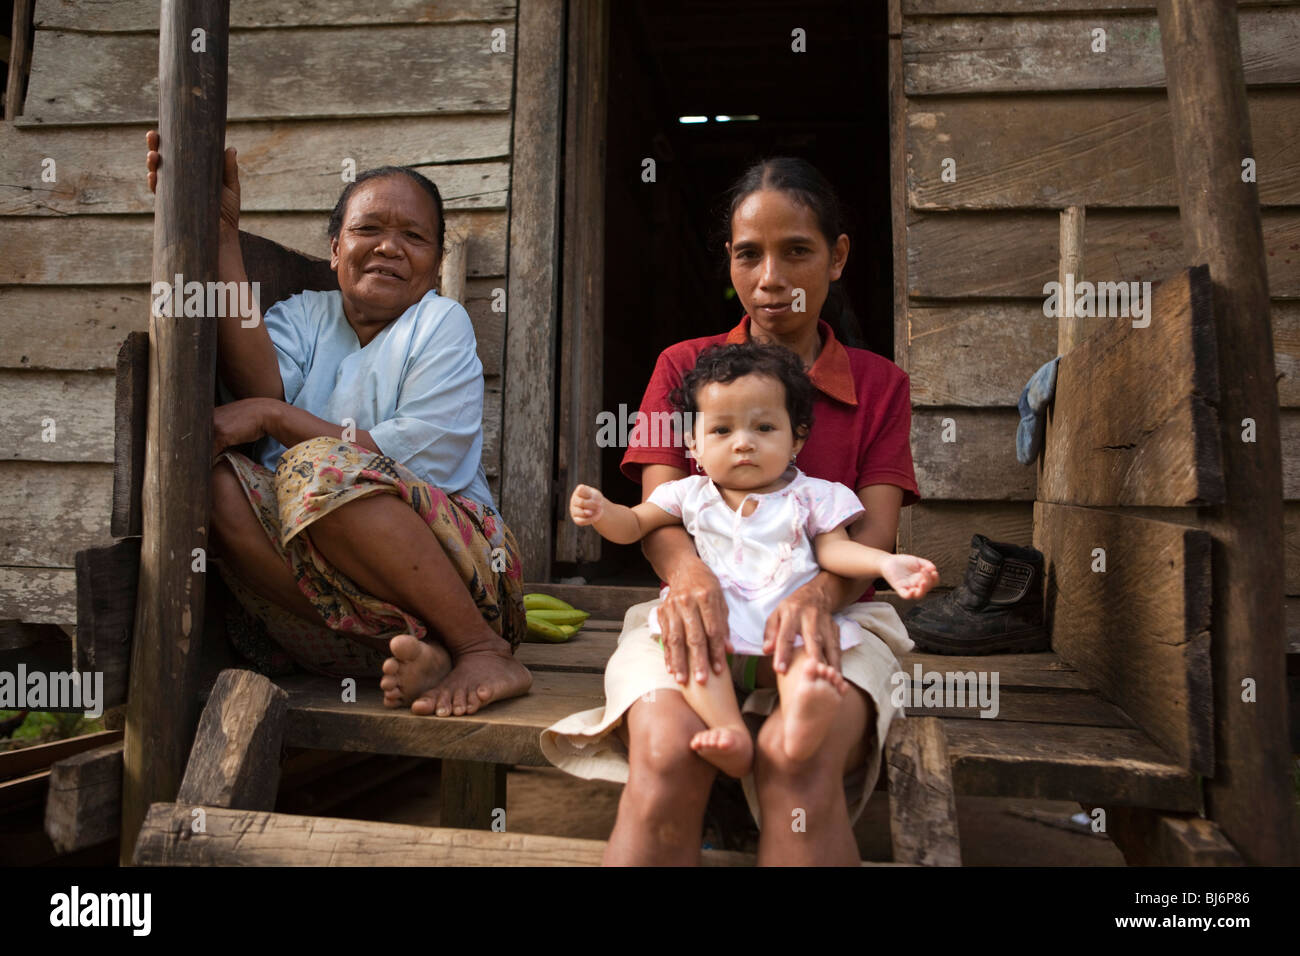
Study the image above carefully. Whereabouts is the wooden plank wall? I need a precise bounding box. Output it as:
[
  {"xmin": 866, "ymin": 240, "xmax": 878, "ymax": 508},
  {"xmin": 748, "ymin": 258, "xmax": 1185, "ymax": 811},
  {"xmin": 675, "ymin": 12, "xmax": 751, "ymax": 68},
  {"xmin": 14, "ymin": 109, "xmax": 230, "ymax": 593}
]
[
  {"xmin": 891, "ymin": 0, "xmax": 1300, "ymax": 599},
  {"xmin": 0, "ymin": 0, "xmax": 518, "ymax": 625}
]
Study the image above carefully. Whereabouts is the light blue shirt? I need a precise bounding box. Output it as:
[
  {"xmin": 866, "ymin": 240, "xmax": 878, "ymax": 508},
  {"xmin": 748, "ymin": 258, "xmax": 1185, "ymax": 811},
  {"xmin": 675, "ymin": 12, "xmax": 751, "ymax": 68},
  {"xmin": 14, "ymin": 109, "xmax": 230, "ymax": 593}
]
[{"xmin": 254, "ymin": 288, "xmax": 495, "ymax": 509}]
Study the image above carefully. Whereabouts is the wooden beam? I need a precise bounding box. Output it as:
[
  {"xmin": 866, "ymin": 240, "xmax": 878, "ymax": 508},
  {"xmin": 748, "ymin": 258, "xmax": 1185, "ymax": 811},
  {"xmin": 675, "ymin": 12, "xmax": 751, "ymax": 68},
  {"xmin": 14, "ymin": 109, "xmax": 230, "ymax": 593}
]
[
  {"xmin": 1034, "ymin": 502, "xmax": 1214, "ymax": 774},
  {"xmin": 176, "ymin": 669, "xmax": 287, "ymax": 811},
  {"xmin": 4, "ymin": 0, "xmax": 32, "ymax": 121},
  {"xmin": 0, "ymin": 730, "xmax": 121, "ymax": 781},
  {"xmin": 501, "ymin": 0, "xmax": 564, "ymax": 580},
  {"xmin": 1040, "ymin": 267, "xmax": 1225, "ymax": 507},
  {"xmin": 1158, "ymin": 0, "xmax": 1300, "ymax": 864},
  {"xmin": 439, "ymin": 231, "xmax": 468, "ymax": 305},
  {"xmin": 44, "ymin": 740, "xmax": 124, "ymax": 854},
  {"xmin": 111, "ymin": 332, "xmax": 148, "ymax": 538},
  {"xmin": 133, "ymin": 803, "xmax": 760, "ymax": 866},
  {"xmin": 1097, "ymin": 806, "xmax": 1245, "ymax": 865},
  {"xmin": 440, "ymin": 759, "xmax": 506, "ymax": 830},
  {"xmin": 885, "ymin": 718, "xmax": 961, "ymax": 866},
  {"xmin": 1057, "ymin": 206, "xmax": 1086, "ymax": 353},
  {"xmin": 236, "ymin": 230, "xmax": 337, "ymax": 313},
  {"xmin": 554, "ymin": 0, "xmax": 609, "ymax": 565},
  {"xmin": 120, "ymin": 0, "xmax": 230, "ymax": 866},
  {"xmin": 75, "ymin": 538, "xmax": 141, "ymax": 711}
]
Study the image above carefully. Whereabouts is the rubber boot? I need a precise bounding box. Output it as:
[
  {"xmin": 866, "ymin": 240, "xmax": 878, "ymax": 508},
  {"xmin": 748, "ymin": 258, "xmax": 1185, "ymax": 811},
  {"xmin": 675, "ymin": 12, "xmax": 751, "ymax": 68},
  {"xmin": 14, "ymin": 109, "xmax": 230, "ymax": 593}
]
[{"xmin": 902, "ymin": 534, "xmax": 1048, "ymax": 654}]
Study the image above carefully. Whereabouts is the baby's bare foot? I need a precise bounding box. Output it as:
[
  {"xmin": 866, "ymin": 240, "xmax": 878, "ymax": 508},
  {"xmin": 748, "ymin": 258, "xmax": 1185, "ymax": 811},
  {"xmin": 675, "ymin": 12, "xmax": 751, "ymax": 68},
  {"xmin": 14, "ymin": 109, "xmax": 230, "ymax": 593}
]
[
  {"xmin": 690, "ymin": 726, "xmax": 754, "ymax": 779},
  {"xmin": 783, "ymin": 658, "xmax": 849, "ymax": 761},
  {"xmin": 381, "ymin": 634, "xmax": 452, "ymax": 710}
]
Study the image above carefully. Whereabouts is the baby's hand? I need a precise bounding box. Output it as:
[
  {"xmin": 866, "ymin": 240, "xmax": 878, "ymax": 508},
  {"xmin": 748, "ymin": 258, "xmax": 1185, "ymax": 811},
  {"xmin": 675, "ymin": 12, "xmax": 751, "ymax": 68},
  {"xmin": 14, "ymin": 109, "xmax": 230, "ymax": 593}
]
[
  {"xmin": 570, "ymin": 484, "xmax": 606, "ymax": 525},
  {"xmin": 881, "ymin": 553, "xmax": 939, "ymax": 600}
]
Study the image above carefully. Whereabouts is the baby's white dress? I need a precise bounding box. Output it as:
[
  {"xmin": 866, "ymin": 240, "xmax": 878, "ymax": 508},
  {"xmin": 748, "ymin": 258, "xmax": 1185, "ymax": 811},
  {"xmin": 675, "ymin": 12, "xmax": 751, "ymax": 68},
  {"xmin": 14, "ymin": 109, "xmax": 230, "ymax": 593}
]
[{"xmin": 646, "ymin": 467, "xmax": 869, "ymax": 656}]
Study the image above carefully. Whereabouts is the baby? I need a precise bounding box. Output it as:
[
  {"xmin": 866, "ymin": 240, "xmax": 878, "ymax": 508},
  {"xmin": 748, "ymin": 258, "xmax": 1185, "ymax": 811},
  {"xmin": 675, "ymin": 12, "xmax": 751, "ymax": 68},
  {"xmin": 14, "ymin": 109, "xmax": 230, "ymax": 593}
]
[{"xmin": 570, "ymin": 343, "xmax": 938, "ymax": 778}]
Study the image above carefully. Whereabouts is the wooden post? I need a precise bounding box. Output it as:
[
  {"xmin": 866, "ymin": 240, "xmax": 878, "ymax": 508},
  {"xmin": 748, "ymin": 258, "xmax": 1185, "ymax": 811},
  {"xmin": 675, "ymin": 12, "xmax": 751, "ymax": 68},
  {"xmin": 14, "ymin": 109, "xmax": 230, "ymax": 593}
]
[
  {"xmin": 120, "ymin": 0, "xmax": 230, "ymax": 865},
  {"xmin": 554, "ymin": 0, "xmax": 608, "ymax": 565},
  {"xmin": 1057, "ymin": 206, "xmax": 1086, "ymax": 353},
  {"xmin": 501, "ymin": 0, "xmax": 564, "ymax": 581},
  {"xmin": 1157, "ymin": 0, "xmax": 1299, "ymax": 864},
  {"xmin": 440, "ymin": 231, "xmax": 468, "ymax": 305},
  {"xmin": 4, "ymin": 0, "xmax": 33, "ymax": 121}
]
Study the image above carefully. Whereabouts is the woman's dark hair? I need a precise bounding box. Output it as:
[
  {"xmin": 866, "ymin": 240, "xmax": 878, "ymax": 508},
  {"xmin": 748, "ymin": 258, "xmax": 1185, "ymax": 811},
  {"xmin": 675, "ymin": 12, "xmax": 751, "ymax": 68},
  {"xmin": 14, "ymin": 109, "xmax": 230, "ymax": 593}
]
[
  {"xmin": 669, "ymin": 343, "xmax": 816, "ymax": 441},
  {"xmin": 714, "ymin": 156, "xmax": 856, "ymax": 339},
  {"xmin": 327, "ymin": 166, "xmax": 446, "ymax": 255}
]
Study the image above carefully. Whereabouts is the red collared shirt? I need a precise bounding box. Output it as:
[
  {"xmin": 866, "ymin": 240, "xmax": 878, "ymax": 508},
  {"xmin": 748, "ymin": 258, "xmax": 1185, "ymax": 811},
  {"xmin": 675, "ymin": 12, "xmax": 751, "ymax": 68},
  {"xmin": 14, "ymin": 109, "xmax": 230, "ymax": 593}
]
[{"xmin": 620, "ymin": 315, "xmax": 921, "ymax": 601}]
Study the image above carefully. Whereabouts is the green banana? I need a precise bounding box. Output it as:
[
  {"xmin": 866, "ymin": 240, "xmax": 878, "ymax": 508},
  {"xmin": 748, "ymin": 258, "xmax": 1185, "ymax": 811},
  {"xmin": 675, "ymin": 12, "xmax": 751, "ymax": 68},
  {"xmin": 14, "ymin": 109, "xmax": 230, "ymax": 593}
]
[
  {"xmin": 525, "ymin": 616, "xmax": 574, "ymax": 643},
  {"xmin": 524, "ymin": 593, "xmax": 576, "ymax": 612},
  {"xmin": 527, "ymin": 608, "xmax": 590, "ymax": 625}
]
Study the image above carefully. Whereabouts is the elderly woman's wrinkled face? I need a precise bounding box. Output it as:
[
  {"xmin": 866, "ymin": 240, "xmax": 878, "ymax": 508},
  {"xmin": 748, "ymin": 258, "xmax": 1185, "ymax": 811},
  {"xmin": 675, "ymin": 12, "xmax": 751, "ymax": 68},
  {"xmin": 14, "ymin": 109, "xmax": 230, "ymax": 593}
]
[{"xmin": 330, "ymin": 175, "xmax": 442, "ymax": 335}]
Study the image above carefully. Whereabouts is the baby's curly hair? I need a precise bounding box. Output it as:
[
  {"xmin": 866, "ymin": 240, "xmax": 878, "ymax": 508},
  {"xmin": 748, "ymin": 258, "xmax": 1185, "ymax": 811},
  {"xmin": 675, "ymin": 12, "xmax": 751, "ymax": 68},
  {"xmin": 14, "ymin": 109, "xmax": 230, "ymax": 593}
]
[{"xmin": 669, "ymin": 343, "xmax": 816, "ymax": 441}]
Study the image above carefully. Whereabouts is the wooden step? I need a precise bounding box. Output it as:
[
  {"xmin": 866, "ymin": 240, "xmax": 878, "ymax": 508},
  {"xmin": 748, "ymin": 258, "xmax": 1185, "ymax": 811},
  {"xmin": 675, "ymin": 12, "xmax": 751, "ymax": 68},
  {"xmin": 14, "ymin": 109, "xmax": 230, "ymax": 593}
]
[{"xmin": 132, "ymin": 803, "xmax": 763, "ymax": 866}]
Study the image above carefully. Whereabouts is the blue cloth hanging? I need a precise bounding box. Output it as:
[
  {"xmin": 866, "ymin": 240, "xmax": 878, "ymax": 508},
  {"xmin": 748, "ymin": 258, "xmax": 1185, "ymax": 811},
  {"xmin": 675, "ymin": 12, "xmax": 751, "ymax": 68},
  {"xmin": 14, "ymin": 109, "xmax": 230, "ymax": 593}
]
[{"xmin": 1016, "ymin": 356, "xmax": 1061, "ymax": 465}]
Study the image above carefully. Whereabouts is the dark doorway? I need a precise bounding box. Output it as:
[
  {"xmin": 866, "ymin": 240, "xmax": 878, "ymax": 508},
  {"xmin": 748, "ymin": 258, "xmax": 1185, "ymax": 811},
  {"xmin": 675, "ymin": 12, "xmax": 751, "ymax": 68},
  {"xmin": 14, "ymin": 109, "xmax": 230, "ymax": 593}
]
[{"xmin": 565, "ymin": 0, "xmax": 892, "ymax": 583}]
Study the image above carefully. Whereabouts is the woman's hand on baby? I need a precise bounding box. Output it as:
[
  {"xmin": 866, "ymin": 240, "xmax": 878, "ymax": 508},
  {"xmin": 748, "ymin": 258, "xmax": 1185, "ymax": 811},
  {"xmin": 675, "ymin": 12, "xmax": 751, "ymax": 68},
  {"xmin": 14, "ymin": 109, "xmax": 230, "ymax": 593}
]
[
  {"xmin": 880, "ymin": 553, "xmax": 940, "ymax": 601},
  {"xmin": 764, "ymin": 576, "xmax": 841, "ymax": 674},
  {"xmin": 659, "ymin": 559, "xmax": 731, "ymax": 684},
  {"xmin": 569, "ymin": 484, "xmax": 606, "ymax": 525}
]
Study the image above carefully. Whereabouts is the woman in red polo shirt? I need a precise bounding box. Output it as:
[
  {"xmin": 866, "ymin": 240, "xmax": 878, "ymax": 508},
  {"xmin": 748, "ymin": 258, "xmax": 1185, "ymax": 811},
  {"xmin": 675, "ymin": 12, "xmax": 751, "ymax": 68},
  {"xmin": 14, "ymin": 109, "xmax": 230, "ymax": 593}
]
[{"xmin": 542, "ymin": 157, "xmax": 921, "ymax": 865}]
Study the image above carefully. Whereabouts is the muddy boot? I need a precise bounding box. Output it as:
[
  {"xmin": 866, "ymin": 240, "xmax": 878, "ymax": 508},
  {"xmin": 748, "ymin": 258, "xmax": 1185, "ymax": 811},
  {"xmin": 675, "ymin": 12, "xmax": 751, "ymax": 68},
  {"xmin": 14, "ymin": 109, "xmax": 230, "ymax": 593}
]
[{"xmin": 902, "ymin": 534, "xmax": 1048, "ymax": 654}]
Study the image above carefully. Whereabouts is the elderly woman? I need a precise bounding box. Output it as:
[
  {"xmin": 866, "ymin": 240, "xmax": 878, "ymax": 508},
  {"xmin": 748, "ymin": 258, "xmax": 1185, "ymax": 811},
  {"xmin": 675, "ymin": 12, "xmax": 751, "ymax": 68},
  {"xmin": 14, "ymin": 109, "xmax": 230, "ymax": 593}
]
[{"xmin": 145, "ymin": 131, "xmax": 531, "ymax": 717}]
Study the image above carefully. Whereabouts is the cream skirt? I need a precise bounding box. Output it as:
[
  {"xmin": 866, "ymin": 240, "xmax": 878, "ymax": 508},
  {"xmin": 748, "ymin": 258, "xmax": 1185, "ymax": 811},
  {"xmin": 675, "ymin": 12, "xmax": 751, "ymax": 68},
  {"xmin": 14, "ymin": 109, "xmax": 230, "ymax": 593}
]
[{"xmin": 539, "ymin": 598, "xmax": 914, "ymax": 827}]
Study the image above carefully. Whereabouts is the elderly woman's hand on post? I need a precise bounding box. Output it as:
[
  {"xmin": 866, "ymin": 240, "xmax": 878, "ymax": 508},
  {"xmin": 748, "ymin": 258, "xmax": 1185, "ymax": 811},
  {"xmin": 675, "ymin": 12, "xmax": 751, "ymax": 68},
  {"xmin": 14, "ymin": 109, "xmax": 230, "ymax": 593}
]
[{"xmin": 146, "ymin": 129, "xmax": 244, "ymax": 280}]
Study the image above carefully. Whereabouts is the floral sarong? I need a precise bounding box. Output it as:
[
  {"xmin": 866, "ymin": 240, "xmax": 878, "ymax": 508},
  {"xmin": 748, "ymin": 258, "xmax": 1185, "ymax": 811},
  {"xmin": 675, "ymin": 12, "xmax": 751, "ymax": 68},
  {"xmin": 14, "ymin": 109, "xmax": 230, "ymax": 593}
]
[{"xmin": 216, "ymin": 436, "xmax": 526, "ymax": 678}]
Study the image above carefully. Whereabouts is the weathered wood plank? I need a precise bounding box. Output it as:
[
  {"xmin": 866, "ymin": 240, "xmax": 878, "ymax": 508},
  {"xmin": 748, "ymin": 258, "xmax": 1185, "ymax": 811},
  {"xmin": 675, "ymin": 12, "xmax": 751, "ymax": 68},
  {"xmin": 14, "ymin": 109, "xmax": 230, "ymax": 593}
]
[
  {"xmin": 0, "ymin": 730, "xmax": 120, "ymax": 780},
  {"xmin": 906, "ymin": 300, "xmax": 1300, "ymax": 408},
  {"xmin": 280, "ymin": 670, "xmax": 604, "ymax": 766},
  {"xmin": 943, "ymin": 718, "xmax": 1201, "ymax": 810},
  {"xmin": 238, "ymin": 230, "xmax": 337, "ymax": 314},
  {"xmin": 1101, "ymin": 806, "xmax": 1244, "ymax": 865},
  {"xmin": 886, "ymin": 717, "xmax": 960, "ymax": 865},
  {"xmin": 133, "ymin": 803, "xmax": 759, "ymax": 867},
  {"xmin": 177, "ymin": 669, "xmax": 287, "ymax": 811},
  {"xmin": 43, "ymin": 739, "xmax": 123, "ymax": 854},
  {"xmin": 0, "ymin": 210, "xmax": 507, "ymax": 284},
  {"xmin": 907, "ymin": 209, "xmax": 1300, "ymax": 299},
  {"xmin": 906, "ymin": 501, "xmax": 1036, "ymax": 589},
  {"xmin": 0, "ymin": 372, "xmax": 114, "ymax": 462},
  {"xmin": 111, "ymin": 331, "xmax": 147, "ymax": 537},
  {"xmin": 74, "ymin": 538, "xmax": 140, "ymax": 712},
  {"xmin": 0, "ymin": 462, "xmax": 112, "ymax": 565},
  {"xmin": 0, "ymin": 286, "xmax": 148, "ymax": 371},
  {"xmin": 0, "ymin": 117, "xmax": 510, "ymax": 215},
  {"xmin": 1040, "ymin": 267, "xmax": 1224, "ymax": 507},
  {"xmin": 912, "ymin": 407, "xmax": 1035, "ymax": 500},
  {"xmin": 908, "ymin": 91, "xmax": 1300, "ymax": 209},
  {"xmin": 501, "ymin": 0, "xmax": 564, "ymax": 580},
  {"xmin": 902, "ymin": 9, "xmax": 1300, "ymax": 95},
  {"xmin": 440, "ymin": 759, "xmax": 506, "ymax": 831},
  {"xmin": 0, "ymin": 279, "xmax": 508, "ymax": 373},
  {"xmin": 0, "ymin": 567, "xmax": 75, "ymax": 624},
  {"xmin": 1034, "ymin": 502, "xmax": 1213, "ymax": 775},
  {"xmin": 34, "ymin": 0, "xmax": 516, "ymax": 31},
  {"xmin": 21, "ymin": 24, "xmax": 515, "ymax": 126}
]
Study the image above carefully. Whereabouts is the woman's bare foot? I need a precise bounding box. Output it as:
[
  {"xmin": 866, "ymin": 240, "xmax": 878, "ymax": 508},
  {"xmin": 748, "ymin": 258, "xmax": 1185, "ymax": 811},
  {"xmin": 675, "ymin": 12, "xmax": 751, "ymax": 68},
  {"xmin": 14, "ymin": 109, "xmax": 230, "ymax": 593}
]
[
  {"xmin": 690, "ymin": 726, "xmax": 754, "ymax": 778},
  {"xmin": 381, "ymin": 634, "xmax": 453, "ymax": 710},
  {"xmin": 415, "ymin": 644, "xmax": 533, "ymax": 717},
  {"xmin": 782, "ymin": 657, "xmax": 849, "ymax": 761}
]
